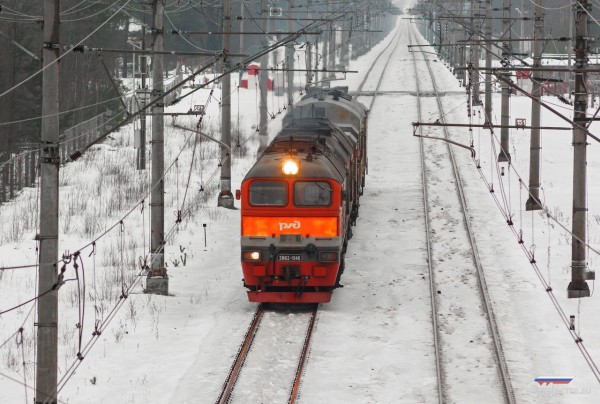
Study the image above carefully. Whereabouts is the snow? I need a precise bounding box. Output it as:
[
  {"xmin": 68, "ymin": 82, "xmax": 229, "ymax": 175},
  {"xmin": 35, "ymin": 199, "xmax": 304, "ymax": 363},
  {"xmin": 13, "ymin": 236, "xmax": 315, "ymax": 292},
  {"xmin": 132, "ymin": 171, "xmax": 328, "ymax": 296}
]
[{"xmin": 1, "ymin": 11, "xmax": 600, "ymax": 404}]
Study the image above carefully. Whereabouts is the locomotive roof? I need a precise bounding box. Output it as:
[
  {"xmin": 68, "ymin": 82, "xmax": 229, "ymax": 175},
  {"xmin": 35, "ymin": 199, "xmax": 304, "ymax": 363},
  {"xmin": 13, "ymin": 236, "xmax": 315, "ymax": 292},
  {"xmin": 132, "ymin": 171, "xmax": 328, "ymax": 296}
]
[
  {"xmin": 283, "ymin": 91, "xmax": 368, "ymax": 138},
  {"xmin": 277, "ymin": 118, "xmax": 354, "ymax": 162},
  {"xmin": 243, "ymin": 152, "xmax": 344, "ymax": 182},
  {"xmin": 296, "ymin": 88, "xmax": 368, "ymax": 118},
  {"xmin": 243, "ymin": 118, "xmax": 353, "ymax": 182}
]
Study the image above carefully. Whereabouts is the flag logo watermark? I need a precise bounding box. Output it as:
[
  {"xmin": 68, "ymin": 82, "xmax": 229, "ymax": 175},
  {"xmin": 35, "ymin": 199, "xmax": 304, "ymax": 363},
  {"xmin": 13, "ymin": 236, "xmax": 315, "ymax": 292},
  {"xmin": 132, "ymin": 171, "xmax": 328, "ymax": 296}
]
[
  {"xmin": 528, "ymin": 376, "xmax": 592, "ymax": 398},
  {"xmin": 534, "ymin": 377, "xmax": 573, "ymax": 385}
]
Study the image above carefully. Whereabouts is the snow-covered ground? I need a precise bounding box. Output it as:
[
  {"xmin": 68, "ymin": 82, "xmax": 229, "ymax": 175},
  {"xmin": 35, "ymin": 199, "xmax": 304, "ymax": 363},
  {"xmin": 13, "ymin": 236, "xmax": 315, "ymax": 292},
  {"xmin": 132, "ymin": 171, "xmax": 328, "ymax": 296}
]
[{"xmin": 1, "ymin": 12, "xmax": 600, "ymax": 404}]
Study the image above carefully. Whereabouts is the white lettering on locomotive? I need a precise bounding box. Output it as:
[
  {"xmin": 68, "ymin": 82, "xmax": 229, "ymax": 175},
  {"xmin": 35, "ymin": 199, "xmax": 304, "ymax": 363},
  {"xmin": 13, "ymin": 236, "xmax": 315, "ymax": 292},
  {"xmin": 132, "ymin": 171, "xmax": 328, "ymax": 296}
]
[{"xmin": 279, "ymin": 220, "xmax": 301, "ymax": 231}]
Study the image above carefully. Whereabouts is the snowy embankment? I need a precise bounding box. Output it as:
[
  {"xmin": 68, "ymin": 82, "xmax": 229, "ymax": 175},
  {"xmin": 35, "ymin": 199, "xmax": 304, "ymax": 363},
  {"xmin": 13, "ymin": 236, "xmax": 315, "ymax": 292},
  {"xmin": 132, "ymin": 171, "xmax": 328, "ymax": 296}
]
[{"xmin": 2, "ymin": 14, "xmax": 600, "ymax": 404}]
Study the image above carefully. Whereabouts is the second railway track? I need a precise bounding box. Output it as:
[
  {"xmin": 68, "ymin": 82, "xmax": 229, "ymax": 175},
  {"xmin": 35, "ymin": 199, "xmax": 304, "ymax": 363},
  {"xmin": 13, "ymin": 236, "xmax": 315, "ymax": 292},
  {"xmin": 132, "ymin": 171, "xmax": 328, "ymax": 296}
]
[
  {"xmin": 215, "ymin": 18, "xmax": 516, "ymax": 404},
  {"xmin": 410, "ymin": 24, "xmax": 516, "ymax": 404}
]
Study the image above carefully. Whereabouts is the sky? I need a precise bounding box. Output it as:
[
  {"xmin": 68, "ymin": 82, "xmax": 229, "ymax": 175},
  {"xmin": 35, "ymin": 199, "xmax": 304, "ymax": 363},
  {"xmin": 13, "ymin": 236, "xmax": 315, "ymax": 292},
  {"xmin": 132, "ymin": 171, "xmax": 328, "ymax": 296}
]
[{"xmin": 1, "ymin": 11, "xmax": 600, "ymax": 404}]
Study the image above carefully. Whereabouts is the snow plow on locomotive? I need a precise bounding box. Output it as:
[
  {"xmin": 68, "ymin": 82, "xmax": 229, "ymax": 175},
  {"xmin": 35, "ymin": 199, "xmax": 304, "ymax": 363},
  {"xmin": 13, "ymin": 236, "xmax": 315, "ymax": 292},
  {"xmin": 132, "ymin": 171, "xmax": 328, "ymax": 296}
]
[{"xmin": 237, "ymin": 88, "xmax": 368, "ymax": 303}]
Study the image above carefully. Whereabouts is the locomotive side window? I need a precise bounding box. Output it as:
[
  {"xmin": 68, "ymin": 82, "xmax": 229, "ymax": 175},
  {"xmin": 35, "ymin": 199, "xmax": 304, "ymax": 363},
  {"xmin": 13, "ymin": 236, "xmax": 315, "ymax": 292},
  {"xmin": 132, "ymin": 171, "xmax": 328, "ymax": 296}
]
[
  {"xmin": 294, "ymin": 181, "xmax": 332, "ymax": 206},
  {"xmin": 249, "ymin": 181, "xmax": 287, "ymax": 206}
]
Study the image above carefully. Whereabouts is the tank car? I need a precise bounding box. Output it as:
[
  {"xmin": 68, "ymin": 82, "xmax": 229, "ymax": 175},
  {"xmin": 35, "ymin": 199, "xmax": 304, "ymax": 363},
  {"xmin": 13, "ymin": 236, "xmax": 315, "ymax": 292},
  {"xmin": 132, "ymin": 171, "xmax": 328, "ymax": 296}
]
[{"xmin": 237, "ymin": 88, "xmax": 368, "ymax": 303}]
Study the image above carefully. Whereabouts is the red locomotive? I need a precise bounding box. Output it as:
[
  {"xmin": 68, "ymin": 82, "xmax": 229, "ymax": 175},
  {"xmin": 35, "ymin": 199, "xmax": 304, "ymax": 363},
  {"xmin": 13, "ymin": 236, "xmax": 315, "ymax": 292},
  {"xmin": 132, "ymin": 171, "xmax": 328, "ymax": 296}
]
[{"xmin": 237, "ymin": 88, "xmax": 368, "ymax": 303}]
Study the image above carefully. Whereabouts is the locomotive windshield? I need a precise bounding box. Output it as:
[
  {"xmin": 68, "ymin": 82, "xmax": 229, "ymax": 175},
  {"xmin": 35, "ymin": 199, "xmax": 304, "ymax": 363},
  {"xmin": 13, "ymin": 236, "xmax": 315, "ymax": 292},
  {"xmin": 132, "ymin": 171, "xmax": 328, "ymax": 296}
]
[
  {"xmin": 294, "ymin": 181, "xmax": 332, "ymax": 206},
  {"xmin": 249, "ymin": 180, "xmax": 287, "ymax": 206}
]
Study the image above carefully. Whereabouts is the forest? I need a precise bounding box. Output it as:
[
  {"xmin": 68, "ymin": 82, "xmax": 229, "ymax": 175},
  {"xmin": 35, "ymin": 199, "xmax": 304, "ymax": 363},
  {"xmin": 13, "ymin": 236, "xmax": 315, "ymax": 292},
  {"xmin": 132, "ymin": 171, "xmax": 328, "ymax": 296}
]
[
  {"xmin": 0, "ymin": 0, "xmax": 269, "ymax": 159},
  {"xmin": 2, "ymin": 0, "xmax": 596, "ymax": 161}
]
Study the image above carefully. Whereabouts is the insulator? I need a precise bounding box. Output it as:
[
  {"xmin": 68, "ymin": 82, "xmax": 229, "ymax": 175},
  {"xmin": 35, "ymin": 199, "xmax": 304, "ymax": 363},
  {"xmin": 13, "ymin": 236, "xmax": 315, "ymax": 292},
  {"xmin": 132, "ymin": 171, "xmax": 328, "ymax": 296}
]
[{"xmin": 570, "ymin": 315, "xmax": 576, "ymax": 331}]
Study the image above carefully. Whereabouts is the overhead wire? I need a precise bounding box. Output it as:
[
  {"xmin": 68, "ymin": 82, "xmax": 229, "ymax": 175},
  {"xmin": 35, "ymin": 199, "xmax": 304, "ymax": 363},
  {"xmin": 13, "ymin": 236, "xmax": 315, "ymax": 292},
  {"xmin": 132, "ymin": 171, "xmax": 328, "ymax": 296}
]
[
  {"xmin": 164, "ymin": 9, "xmax": 217, "ymax": 52},
  {"xmin": 61, "ymin": 1, "xmax": 121, "ymax": 23},
  {"xmin": 437, "ymin": 2, "xmax": 577, "ymax": 113},
  {"xmin": 61, "ymin": 0, "xmax": 97, "ymax": 15},
  {"xmin": 8, "ymin": 78, "xmax": 215, "ymax": 399},
  {"xmin": 0, "ymin": 4, "xmax": 39, "ymax": 19},
  {"xmin": 422, "ymin": 16, "xmax": 600, "ymax": 381},
  {"xmin": 1, "ymin": 84, "xmax": 209, "ymax": 319},
  {"xmin": 50, "ymin": 93, "xmax": 222, "ymax": 398},
  {"xmin": 60, "ymin": 0, "xmax": 104, "ymax": 18},
  {"xmin": 471, "ymin": 148, "xmax": 600, "ymax": 381},
  {"xmin": 527, "ymin": 0, "xmax": 575, "ymax": 10},
  {"xmin": 0, "ymin": 0, "xmax": 134, "ymax": 100},
  {"xmin": 3, "ymin": 3, "xmax": 362, "ymax": 398}
]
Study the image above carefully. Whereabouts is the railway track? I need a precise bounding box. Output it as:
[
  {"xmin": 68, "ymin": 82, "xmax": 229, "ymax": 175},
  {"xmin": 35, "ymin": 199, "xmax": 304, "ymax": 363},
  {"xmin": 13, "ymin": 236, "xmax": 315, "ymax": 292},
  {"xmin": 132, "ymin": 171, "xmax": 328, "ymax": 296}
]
[
  {"xmin": 214, "ymin": 24, "xmax": 407, "ymax": 404},
  {"xmin": 409, "ymin": 25, "xmax": 516, "ymax": 403},
  {"xmin": 215, "ymin": 303, "xmax": 318, "ymax": 404},
  {"xmin": 356, "ymin": 21, "xmax": 405, "ymax": 99}
]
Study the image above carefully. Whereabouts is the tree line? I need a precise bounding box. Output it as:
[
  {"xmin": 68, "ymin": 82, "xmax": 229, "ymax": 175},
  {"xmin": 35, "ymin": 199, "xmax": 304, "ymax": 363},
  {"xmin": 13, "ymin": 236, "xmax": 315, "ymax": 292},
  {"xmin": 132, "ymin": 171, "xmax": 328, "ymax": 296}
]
[{"xmin": 0, "ymin": 0, "xmax": 270, "ymax": 160}]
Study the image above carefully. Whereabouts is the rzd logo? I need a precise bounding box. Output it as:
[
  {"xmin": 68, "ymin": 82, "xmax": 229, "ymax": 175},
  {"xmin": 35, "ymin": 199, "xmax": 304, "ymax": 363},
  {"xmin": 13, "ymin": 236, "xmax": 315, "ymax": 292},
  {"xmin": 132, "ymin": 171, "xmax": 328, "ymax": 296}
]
[{"xmin": 279, "ymin": 221, "xmax": 301, "ymax": 231}]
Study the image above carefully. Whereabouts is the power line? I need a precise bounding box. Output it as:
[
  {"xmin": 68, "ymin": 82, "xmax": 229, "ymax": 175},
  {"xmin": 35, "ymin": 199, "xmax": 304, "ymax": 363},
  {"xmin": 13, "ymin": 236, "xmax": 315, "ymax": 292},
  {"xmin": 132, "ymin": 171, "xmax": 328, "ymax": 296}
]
[{"xmin": 0, "ymin": 0, "xmax": 134, "ymax": 100}]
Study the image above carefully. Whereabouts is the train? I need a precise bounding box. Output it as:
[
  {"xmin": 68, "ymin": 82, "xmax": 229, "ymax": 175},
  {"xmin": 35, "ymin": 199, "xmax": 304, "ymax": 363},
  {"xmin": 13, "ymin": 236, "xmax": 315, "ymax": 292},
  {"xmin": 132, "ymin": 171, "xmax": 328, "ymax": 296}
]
[{"xmin": 236, "ymin": 87, "xmax": 369, "ymax": 303}]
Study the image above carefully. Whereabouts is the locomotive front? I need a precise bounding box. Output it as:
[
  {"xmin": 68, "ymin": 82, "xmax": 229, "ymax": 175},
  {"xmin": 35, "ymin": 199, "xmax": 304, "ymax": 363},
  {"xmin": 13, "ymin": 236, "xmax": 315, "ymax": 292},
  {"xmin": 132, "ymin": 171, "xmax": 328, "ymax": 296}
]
[{"xmin": 238, "ymin": 124, "xmax": 352, "ymax": 303}]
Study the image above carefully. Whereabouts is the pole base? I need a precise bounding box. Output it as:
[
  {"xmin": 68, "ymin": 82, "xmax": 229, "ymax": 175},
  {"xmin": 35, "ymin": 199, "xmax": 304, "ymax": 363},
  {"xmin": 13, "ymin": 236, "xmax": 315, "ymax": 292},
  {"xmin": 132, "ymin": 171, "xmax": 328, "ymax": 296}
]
[
  {"xmin": 525, "ymin": 197, "xmax": 543, "ymax": 211},
  {"xmin": 146, "ymin": 275, "xmax": 169, "ymax": 296},
  {"xmin": 567, "ymin": 281, "xmax": 590, "ymax": 298},
  {"xmin": 218, "ymin": 191, "xmax": 235, "ymax": 209}
]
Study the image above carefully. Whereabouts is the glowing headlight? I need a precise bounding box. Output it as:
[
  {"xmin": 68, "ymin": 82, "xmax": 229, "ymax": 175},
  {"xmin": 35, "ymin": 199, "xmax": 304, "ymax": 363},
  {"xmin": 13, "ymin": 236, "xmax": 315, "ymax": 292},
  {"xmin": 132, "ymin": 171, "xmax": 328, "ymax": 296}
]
[
  {"xmin": 282, "ymin": 159, "xmax": 299, "ymax": 175},
  {"xmin": 242, "ymin": 251, "xmax": 261, "ymax": 261}
]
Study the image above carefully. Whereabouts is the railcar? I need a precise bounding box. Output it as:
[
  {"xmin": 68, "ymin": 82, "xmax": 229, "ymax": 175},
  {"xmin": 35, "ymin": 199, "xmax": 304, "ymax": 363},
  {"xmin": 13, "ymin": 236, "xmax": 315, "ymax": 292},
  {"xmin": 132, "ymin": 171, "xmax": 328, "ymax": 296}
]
[{"xmin": 237, "ymin": 88, "xmax": 368, "ymax": 303}]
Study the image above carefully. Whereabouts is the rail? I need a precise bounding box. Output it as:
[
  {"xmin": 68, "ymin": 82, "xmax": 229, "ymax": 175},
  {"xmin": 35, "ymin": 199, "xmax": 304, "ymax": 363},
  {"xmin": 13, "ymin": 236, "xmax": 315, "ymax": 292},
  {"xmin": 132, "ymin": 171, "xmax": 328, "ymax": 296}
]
[{"xmin": 411, "ymin": 24, "xmax": 516, "ymax": 404}]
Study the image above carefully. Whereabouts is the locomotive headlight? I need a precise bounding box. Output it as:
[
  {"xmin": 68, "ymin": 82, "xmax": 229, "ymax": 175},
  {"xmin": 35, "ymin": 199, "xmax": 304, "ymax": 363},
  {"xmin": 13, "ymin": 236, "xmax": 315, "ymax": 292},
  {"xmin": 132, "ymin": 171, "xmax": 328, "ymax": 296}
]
[
  {"xmin": 282, "ymin": 159, "xmax": 299, "ymax": 175},
  {"xmin": 242, "ymin": 250, "xmax": 261, "ymax": 261}
]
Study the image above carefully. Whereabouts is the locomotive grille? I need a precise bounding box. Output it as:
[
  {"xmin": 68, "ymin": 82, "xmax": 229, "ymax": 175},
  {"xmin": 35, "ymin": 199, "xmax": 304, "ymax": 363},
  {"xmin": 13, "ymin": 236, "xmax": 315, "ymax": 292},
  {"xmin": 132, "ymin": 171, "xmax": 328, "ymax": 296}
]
[{"xmin": 280, "ymin": 234, "xmax": 302, "ymax": 244}]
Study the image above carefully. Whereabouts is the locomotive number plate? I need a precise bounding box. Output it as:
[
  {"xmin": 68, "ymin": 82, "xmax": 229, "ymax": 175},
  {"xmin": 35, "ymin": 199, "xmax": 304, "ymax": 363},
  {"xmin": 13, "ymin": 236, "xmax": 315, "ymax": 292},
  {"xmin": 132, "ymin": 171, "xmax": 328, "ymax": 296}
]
[{"xmin": 278, "ymin": 254, "xmax": 302, "ymax": 261}]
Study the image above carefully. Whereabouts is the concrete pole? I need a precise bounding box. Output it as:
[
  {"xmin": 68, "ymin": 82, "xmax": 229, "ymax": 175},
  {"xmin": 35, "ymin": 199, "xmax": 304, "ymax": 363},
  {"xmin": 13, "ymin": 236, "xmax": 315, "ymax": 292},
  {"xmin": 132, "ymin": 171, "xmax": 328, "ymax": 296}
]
[
  {"xmin": 259, "ymin": 0, "xmax": 269, "ymax": 152},
  {"xmin": 218, "ymin": 0, "xmax": 234, "ymax": 208},
  {"xmin": 286, "ymin": 0, "xmax": 295, "ymax": 105},
  {"xmin": 568, "ymin": 0, "xmax": 593, "ymax": 298},
  {"xmin": 340, "ymin": 17, "xmax": 349, "ymax": 67},
  {"xmin": 472, "ymin": 0, "xmax": 482, "ymax": 105},
  {"xmin": 484, "ymin": 0, "xmax": 493, "ymax": 125},
  {"xmin": 568, "ymin": 9, "xmax": 573, "ymax": 100},
  {"xmin": 498, "ymin": 0, "xmax": 511, "ymax": 162},
  {"xmin": 437, "ymin": 19, "xmax": 442, "ymax": 55},
  {"xmin": 322, "ymin": 0, "xmax": 329, "ymax": 80},
  {"xmin": 237, "ymin": 0, "xmax": 245, "ymax": 88},
  {"xmin": 520, "ymin": 0, "xmax": 526, "ymax": 54},
  {"xmin": 306, "ymin": 0, "xmax": 313, "ymax": 86},
  {"xmin": 329, "ymin": 20, "xmax": 336, "ymax": 76},
  {"xmin": 137, "ymin": 26, "xmax": 147, "ymax": 170},
  {"xmin": 240, "ymin": 0, "xmax": 244, "ymax": 57},
  {"xmin": 433, "ymin": 0, "xmax": 441, "ymax": 55},
  {"xmin": 458, "ymin": 3, "xmax": 466, "ymax": 83},
  {"xmin": 27, "ymin": 151, "xmax": 34, "ymax": 186},
  {"xmin": 445, "ymin": 21, "xmax": 450, "ymax": 62},
  {"xmin": 147, "ymin": 0, "xmax": 168, "ymax": 295},
  {"xmin": 8, "ymin": 160, "xmax": 14, "ymax": 199},
  {"xmin": 314, "ymin": 34, "xmax": 320, "ymax": 84},
  {"xmin": 526, "ymin": 0, "xmax": 543, "ymax": 211},
  {"xmin": 366, "ymin": 5, "xmax": 372, "ymax": 52},
  {"xmin": 36, "ymin": 0, "xmax": 60, "ymax": 401}
]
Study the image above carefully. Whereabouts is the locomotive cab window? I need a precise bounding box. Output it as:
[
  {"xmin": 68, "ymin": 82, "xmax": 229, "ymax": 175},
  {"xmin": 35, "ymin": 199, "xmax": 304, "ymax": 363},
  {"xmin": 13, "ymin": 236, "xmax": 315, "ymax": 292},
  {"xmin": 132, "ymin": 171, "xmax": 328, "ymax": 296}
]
[
  {"xmin": 249, "ymin": 181, "xmax": 287, "ymax": 206},
  {"xmin": 294, "ymin": 181, "xmax": 332, "ymax": 206}
]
